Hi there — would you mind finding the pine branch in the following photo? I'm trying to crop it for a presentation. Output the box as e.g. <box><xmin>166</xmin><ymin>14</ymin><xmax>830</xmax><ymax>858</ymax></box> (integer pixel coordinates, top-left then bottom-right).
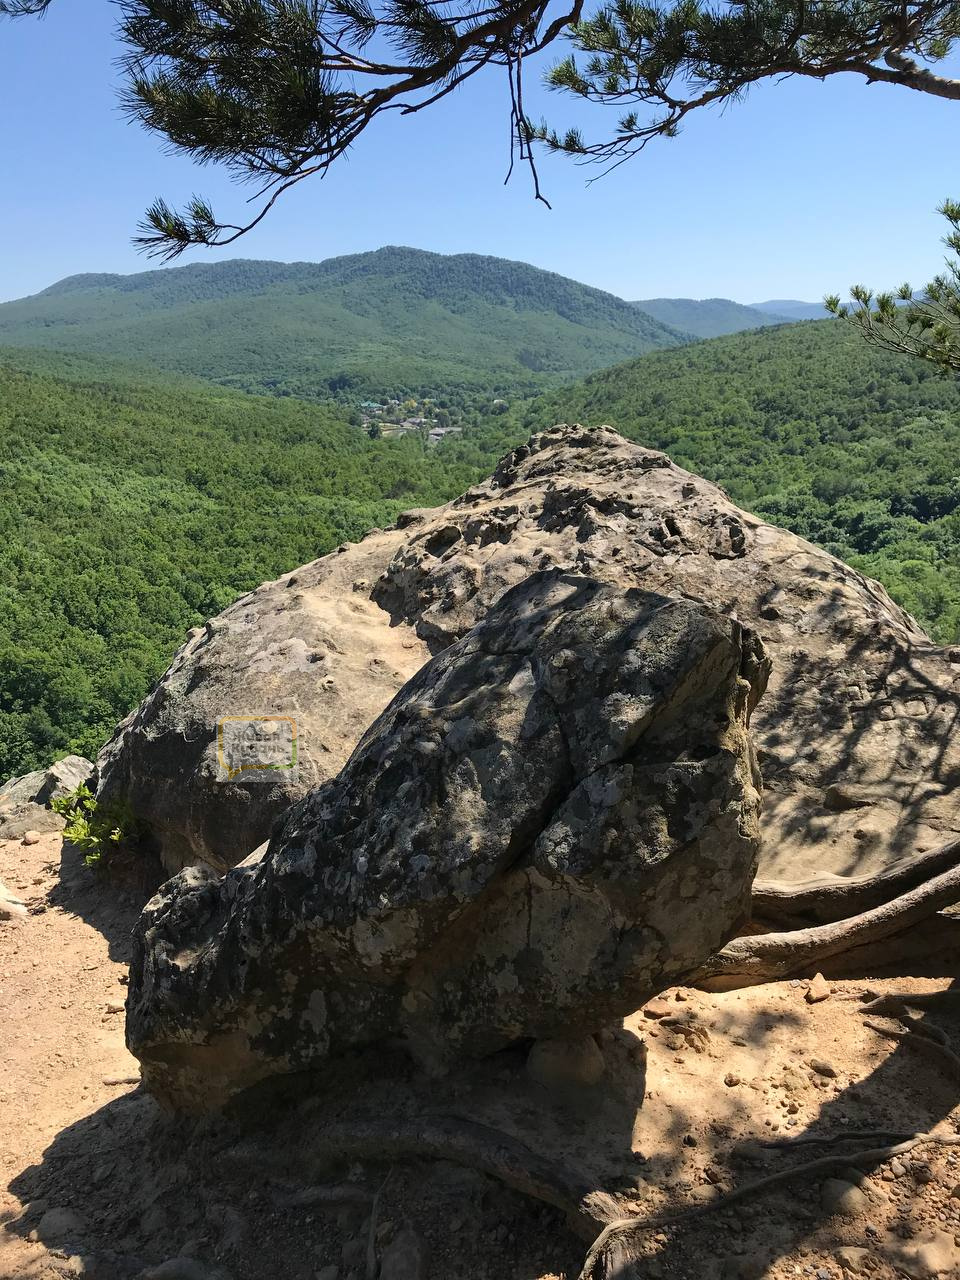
<box><xmin>828</xmin><ymin>199</ymin><xmax>960</xmax><ymax>375</ymax></box>
<box><xmin>0</xmin><ymin>0</ymin><xmax>55</xmax><ymax>12</ymax></box>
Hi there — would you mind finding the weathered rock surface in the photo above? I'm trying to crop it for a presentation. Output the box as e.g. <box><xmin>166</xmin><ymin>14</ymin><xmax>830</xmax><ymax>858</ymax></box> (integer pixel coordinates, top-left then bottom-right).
<box><xmin>127</xmin><ymin>571</ymin><xmax>766</xmax><ymax>1108</ymax></box>
<box><xmin>0</xmin><ymin>755</ymin><xmax>94</xmax><ymax>841</ymax></box>
<box><xmin>96</xmin><ymin>538</ymin><xmax>432</xmax><ymax>875</ymax></box>
<box><xmin>99</xmin><ymin>425</ymin><xmax>960</xmax><ymax>882</ymax></box>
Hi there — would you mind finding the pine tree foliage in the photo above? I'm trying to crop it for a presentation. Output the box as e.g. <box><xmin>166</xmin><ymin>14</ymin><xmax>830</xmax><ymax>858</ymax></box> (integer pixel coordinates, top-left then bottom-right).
<box><xmin>3</xmin><ymin>0</ymin><xmax>959</xmax><ymax>255</ymax></box>
<box><xmin>827</xmin><ymin>200</ymin><xmax>960</xmax><ymax>375</ymax></box>
<box><xmin>534</xmin><ymin>0</ymin><xmax>960</xmax><ymax>168</ymax></box>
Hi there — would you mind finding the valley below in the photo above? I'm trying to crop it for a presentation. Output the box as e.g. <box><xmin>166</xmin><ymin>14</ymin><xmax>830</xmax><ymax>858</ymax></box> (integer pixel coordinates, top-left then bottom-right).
<box><xmin>1</xmin><ymin>265</ymin><xmax>959</xmax><ymax>783</ymax></box>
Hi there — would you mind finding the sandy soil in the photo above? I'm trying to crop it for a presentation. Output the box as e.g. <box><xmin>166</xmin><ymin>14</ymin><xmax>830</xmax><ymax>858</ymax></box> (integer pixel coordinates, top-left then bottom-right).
<box><xmin>3</xmin><ymin>832</ymin><xmax>960</xmax><ymax>1280</ymax></box>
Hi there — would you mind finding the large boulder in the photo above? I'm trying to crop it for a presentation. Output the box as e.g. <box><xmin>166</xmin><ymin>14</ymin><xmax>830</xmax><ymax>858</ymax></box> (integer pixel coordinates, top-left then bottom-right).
<box><xmin>0</xmin><ymin>755</ymin><xmax>95</xmax><ymax>841</ymax></box>
<box><xmin>127</xmin><ymin>572</ymin><xmax>767</xmax><ymax>1109</ymax></box>
<box><xmin>99</xmin><ymin>425</ymin><xmax>960</xmax><ymax>883</ymax></box>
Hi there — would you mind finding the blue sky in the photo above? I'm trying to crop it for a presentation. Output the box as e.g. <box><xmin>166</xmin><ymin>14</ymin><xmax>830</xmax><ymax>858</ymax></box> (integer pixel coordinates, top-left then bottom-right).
<box><xmin>0</xmin><ymin>4</ymin><xmax>957</xmax><ymax>304</ymax></box>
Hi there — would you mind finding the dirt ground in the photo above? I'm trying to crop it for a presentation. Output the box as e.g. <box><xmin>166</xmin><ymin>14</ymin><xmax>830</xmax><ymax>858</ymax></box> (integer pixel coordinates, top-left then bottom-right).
<box><xmin>3</xmin><ymin>831</ymin><xmax>960</xmax><ymax>1280</ymax></box>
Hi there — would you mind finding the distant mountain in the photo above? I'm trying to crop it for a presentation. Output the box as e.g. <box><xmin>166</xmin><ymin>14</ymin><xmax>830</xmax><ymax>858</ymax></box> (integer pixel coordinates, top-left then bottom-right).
<box><xmin>0</xmin><ymin>247</ymin><xmax>689</xmax><ymax>399</ymax></box>
<box><xmin>632</xmin><ymin>297</ymin><xmax>793</xmax><ymax>339</ymax></box>
<box><xmin>749</xmin><ymin>299</ymin><xmax>829</xmax><ymax>321</ymax></box>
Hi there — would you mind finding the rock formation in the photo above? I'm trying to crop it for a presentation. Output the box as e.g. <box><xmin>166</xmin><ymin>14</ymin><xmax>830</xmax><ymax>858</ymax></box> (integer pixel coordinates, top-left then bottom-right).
<box><xmin>98</xmin><ymin>425</ymin><xmax>960</xmax><ymax>885</ymax></box>
<box><xmin>0</xmin><ymin>755</ymin><xmax>94</xmax><ymax>841</ymax></box>
<box><xmin>95</xmin><ymin>531</ymin><xmax>432</xmax><ymax>874</ymax></box>
<box><xmin>127</xmin><ymin>571</ymin><xmax>767</xmax><ymax>1109</ymax></box>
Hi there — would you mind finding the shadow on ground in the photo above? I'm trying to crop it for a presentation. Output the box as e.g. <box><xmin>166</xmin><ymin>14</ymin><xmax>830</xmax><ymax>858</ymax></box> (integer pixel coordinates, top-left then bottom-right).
<box><xmin>45</xmin><ymin>839</ymin><xmax>158</xmax><ymax>964</ymax></box>
<box><xmin>8</xmin><ymin>975</ymin><xmax>960</xmax><ymax>1280</ymax></box>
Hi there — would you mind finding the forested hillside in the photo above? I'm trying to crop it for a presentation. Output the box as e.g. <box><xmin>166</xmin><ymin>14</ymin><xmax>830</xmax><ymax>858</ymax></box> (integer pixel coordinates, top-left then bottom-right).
<box><xmin>447</xmin><ymin>321</ymin><xmax>960</xmax><ymax>643</ymax></box>
<box><xmin>633</xmin><ymin>297</ymin><xmax>792</xmax><ymax>338</ymax></box>
<box><xmin>0</xmin><ymin>249</ymin><xmax>687</xmax><ymax>401</ymax></box>
<box><xmin>0</xmin><ymin>349</ymin><xmax>485</xmax><ymax>778</ymax></box>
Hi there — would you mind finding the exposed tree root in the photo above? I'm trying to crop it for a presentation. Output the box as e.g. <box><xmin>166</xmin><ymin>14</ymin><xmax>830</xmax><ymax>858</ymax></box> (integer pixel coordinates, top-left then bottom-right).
<box><xmin>290</xmin><ymin>1109</ymin><xmax>960</xmax><ymax>1280</ymax></box>
<box><xmin>685</xmin><ymin>860</ymin><xmax>960</xmax><ymax>991</ymax></box>
<box><xmin>577</xmin><ymin>1132</ymin><xmax>960</xmax><ymax>1280</ymax></box>
<box><xmin>899</xmin><ymin>1012</ymin><xmax>951</xmax><ymax>1045</ymax></box>
<box><xmin>863</xmin><ymin>1019</ymin><xmax>960</xmax><ymax>1082</ymax></box>
<box><xmin>366</xmin><ymin>1171</ymin><xmax>391</xmax><ymax>1280</ymax></box>
<box><xmin>269</xmin><ymin>1183</ymin><xmax>375</xmax><ymax>1209</ymax></box>
<box><xmin>811</xmin><ymin>915</ymin><xmax>960</xmax><ymax>979</ymax></box>
<box><xmin>753</xmin><ymin>838</ymin><xmax>960</xmax><ymax>926</ymax></box>
<box><xmin>862</xmin><ymin>990</ymin><xmax>960</xmax><ymax>1016</ymax></box>
<box><xmin>759</xmin><ymin>1129</ymin><xmax>913</xmax><ymax>1148</ymax></box>
<box><xmin>308</xmin><ymin>1113</ymin><xmax>621</xmax><ymax>1242</ymax></box>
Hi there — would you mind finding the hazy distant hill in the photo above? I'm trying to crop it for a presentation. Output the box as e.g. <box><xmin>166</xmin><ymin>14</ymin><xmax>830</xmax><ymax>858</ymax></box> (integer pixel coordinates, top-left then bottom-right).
<box><xmin>632</xmin><ymin>296</ymin><xmax>793</xmax><ymax>338</ymax></box>
<box><xmin>750</xmin><ymin>299</ymin><xmax>829</xmax><ymax>320</ymax></box>
<box><xmin>0</xmin><ymin>247</ymin><xmax>688</xmax><ymax>400</ymax></box>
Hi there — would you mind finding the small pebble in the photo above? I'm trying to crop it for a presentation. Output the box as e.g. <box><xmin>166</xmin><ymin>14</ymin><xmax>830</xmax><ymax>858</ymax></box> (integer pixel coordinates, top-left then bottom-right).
<box><xmin>810</xmin><ymin>1058</ymin><xmax>838</xmax><ymax>1078</ymax></box>
<box><xmin>805</xmin><ymin>973</ymin><xmax>832</xmax><ymax>1003</ymax></box>
<box><xmin>821</xmin><ymin>1179</ymin><xmax>869</xmax><ymax>1218</ymax></box>
<box><xmin>834</xmin><ymin>1246</ymin><xmax>871</xmax><ymax>1274</ymax></box>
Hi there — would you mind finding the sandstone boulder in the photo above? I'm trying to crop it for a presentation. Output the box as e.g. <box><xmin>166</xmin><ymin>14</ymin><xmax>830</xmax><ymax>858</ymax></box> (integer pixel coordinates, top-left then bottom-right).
<box><xmin>99</xmin><ymin>425</ymin><xmax>960</xmax><ymax>883</ymax></box>
<box><xmin>127</xmin><ymin>571</ymin><xmax>766</xmax><ymax>1109</ymax></box>
<box><xmin>0</xmin><ymin>755</ymin><xmax>94</xmax><ymax>841</ymax></box>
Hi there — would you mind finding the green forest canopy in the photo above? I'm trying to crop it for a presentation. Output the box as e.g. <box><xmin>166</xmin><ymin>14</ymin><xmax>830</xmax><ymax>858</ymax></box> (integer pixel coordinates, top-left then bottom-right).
<box><xmin>0</xmin><ymin>349</ymin><xmax>486</xmax><ymax>778</ymax></box>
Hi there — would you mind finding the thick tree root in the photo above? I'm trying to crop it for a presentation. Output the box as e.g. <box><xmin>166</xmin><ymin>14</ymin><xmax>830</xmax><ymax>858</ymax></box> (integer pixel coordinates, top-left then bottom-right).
<box><xmin>577</xmin><ymin>1132</ymin><xmax>960</xmax><ymax>1280</ymax></box>
<box><xmin>293</xmin><ymin>1113</ymin><xmax>960</xmax><ymax>1280</ymax></box>
<box><xmin>685</xmin><ymin>860</ymin><xmax>960</xmax><ymax>991</ymax></box>
<box><xmin>862</xmin><ymin>990</ymin><xmax>960</xmax><ymax>1016</ymax></box>
<box><xmin>308</xmin><ymin>1114</ymin><xmax>621</xmax><ymax>1242</ymax></box>
<box><xmin>899</xmin><ymin>1012</ymin><xmax>951</xmax><ymax>1046</ymax></box>
<box><xmin>811</xmin><ymin>915</ymin><xmax>960</xmax><ymax>979</ymax></box>
<box><xmin>366</xmin><ymin>1171</ymin><xmax>391</xmax><ymax>1280</ymax></box>
<box><xmin>753</xmin><ymin>838</ymin><xmax>960</xmax><ymax>926</ymax></box>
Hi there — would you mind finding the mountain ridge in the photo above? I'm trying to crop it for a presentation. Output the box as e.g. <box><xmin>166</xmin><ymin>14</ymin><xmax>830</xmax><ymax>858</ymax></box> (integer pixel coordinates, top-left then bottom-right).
<box><xmin>632</xmin><ymin>296</ymin><xmax>795</xmax><ymax>338</ymax></box>
<box><xmin>0</xmin><ymin>248</ymin><xmax>691</xmax><ymax>399</ymax></box>
<box><xmin>750</xmin><ymin>298</ymin><xmax>828</xmax><ymax>320</ymax></box>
